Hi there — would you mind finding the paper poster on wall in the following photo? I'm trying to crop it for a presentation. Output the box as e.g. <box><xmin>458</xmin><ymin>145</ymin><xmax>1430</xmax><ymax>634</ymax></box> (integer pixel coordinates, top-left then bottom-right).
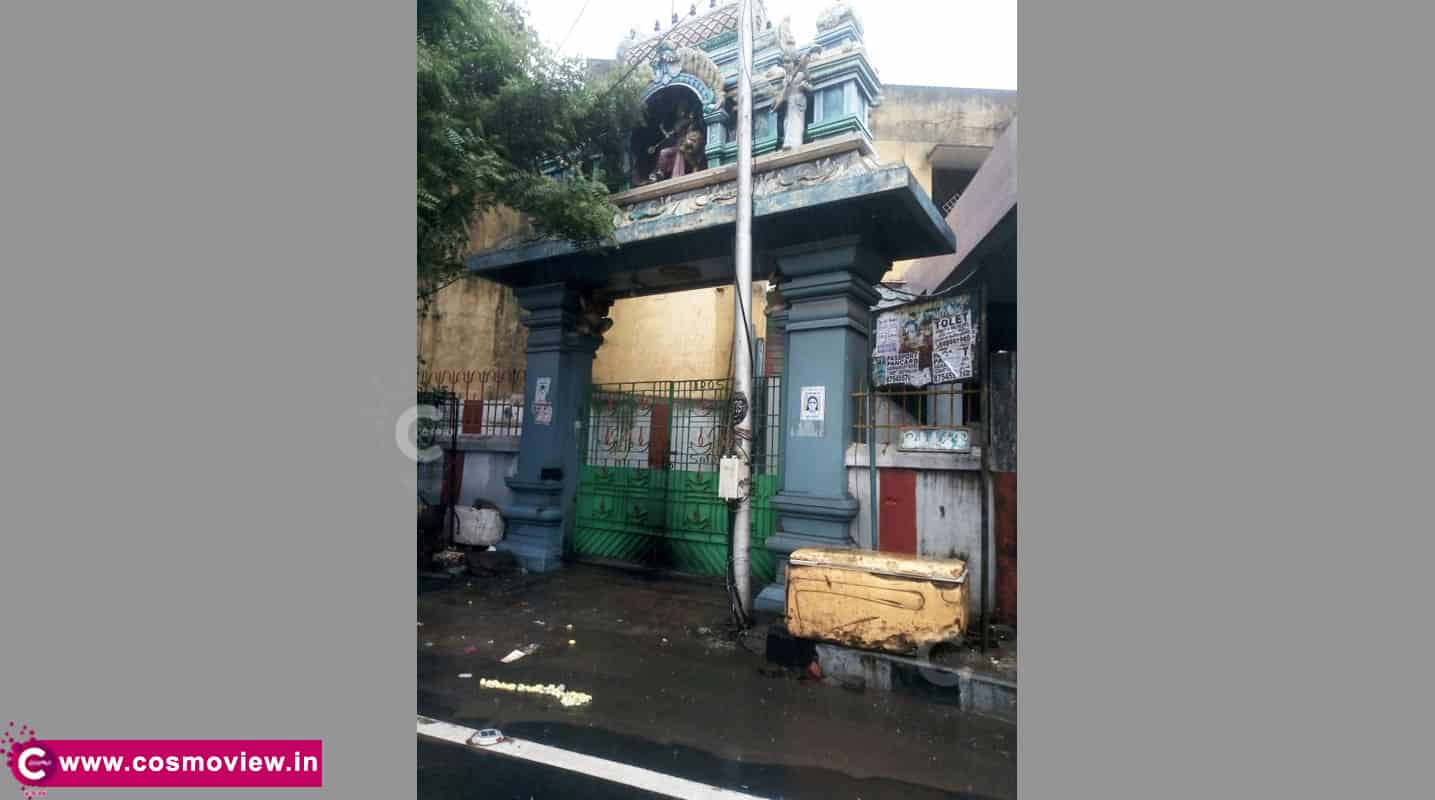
<box><xmin>533</xmin><ymin>377</ymin><xmax>552</xmax><ymax>405</ymax></box>
<box><xmin>795</xmin><ymin>385</ymin><xmax>826</xmax><ymax>437</ymax></box>
<box><xmin>873</xmin><ymin>315</ymin><xmax>901</xmax><ymax>356</ymax></box>
<box><xmin>533</xmin><ymin>403</ymin><xmax>553</xmax><ymax>426</ymax></box>
<box><xmin>871</xmin><ymin>293</ymin><xmax>977</xmax><ymax>387</ymax></box>
<box><xmin>799</xmin><ymin>386</ymin><xmax>825</xmax><ymax>421</ymax></box>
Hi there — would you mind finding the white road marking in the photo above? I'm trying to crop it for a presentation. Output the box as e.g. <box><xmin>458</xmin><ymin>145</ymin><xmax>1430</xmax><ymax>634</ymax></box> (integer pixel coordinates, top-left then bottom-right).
<box><xmin>417</xmin><ymin>716</ymin><xmax>767</xmax><ymax>800</ymax></box>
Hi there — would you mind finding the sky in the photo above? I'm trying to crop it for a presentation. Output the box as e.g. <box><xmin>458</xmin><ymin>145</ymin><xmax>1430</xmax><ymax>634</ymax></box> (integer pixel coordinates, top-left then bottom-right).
<box><xmin>521</xmin><ymin>0</ymin><xmax>1017</xmax><ymax>90</ymax></box>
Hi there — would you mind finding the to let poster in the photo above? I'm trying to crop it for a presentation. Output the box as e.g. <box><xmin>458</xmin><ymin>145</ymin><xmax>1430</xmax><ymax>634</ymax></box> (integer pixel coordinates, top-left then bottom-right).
<box><xmin>870</xmin><ymin>293</ymin><xmax>977</xmax><ymax>387</ymax></box>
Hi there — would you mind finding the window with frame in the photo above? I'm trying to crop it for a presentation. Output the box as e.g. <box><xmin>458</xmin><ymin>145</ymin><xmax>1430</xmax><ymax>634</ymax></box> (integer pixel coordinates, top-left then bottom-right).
<box><xmin>818</xmin><ymin>85</ymin><xmax>844</xmax><ymax>122</ymax></box>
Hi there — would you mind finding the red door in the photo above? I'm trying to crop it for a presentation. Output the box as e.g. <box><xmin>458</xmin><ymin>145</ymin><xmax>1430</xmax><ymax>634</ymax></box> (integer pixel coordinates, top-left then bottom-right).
<box><xmin>993</xmin><ymin>471</ymin><xmax>1017</xmax><ymax>625</ymax></box>
<box><xmin>878</xmin><ymin>469</ymin><xmax>918</xmax><ymax>555</ymax></box>
<box><xmin>647</xmin><ymin>403</ymin><xmax>671</xmax><ymax>469</ymax></box>
<box><xmin>461</xmin><ymin>397</ymin><xmax>484</xmax><ymax>435</ymax></box>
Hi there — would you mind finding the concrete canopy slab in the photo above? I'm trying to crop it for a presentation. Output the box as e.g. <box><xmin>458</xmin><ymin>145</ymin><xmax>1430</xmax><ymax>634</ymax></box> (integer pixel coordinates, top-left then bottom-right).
<box><xmin>904</xmin><ymin>118</ymin><xmax>1017</xmax><ymax>296</ymax></box>
<box><xmin>465</xmin><ymin>135</ymin><xmax>956</xmax><ymax>298</ymax></box>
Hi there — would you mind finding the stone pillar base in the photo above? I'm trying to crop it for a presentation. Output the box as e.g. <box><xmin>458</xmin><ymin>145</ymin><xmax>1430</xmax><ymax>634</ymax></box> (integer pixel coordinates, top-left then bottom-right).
<box><xmin>495</xmin><ymin>282</ymin><xmax>602</xmax><ymax>574</ymax></box>
<box><xmin>497</xmin><ymin>534</ymin><xmax>563</xmax><ymax>573</ymax></box>
<box><xmin>755</xmin><ymin>582</ymin><xmax>787</xmax><ymax>615</ymax></box>
<box><xmin>499</xmin><ymin>477</ymin><xmax>564</xmax><ymax>572</ymax></box>
<box><xmin>754</xmin><ymin>492</ymin><xmax>860</xmax><ymax>615</ymax></box>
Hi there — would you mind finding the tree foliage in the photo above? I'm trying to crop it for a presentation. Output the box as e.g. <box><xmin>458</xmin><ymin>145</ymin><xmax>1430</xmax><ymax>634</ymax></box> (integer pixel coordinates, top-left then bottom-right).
<box><xmin>417</xmin><ymin>0</ymin><xmax>647</xmax><ymax>306</ymax></box>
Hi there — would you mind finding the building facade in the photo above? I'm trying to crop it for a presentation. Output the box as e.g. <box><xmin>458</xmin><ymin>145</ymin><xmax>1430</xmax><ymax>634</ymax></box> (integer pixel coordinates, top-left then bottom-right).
<box><xmin>418</xmin><ymin>7</ymin><xmax>1016</xmax><ymax>386</ymax></box>
<box><xmin>420</xmin><ymin>0</ymin><xmax>1017</xmax><ymax>628</ymax></box>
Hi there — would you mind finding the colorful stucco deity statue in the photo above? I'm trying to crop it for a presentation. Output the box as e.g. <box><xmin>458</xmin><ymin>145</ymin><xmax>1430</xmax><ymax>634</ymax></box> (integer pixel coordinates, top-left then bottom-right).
<box><xmin>775</xmin><ymin>17</ymin><xmax>817</xmax><ymax>150</ymax></box>
<box><xmin>647</xmin><ymin>100</ymin><xmax>703</xmax><ymax>182</ymax></box>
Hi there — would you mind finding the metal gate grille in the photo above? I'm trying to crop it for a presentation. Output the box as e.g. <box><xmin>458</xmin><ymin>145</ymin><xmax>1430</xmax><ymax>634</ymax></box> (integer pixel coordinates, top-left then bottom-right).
<box><xmin>573</xmin><ymin>377</ymin><xmax>781</xmax><ymax>583</ymax></box>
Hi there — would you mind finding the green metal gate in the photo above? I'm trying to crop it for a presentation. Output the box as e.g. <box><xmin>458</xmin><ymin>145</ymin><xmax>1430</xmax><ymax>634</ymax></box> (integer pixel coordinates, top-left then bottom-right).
<box><xmin>572</xmin><ymin>377</ymin><xmax>781</xmax><ymax>584</ymax></box>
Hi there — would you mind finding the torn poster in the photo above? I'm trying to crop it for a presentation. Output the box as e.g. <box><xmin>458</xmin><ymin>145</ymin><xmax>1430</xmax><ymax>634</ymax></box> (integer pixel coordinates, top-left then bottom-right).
<box><xmin>870</xmin><ymin>293</ymin><xmax>977</xmax><ymax>387</ymax></box>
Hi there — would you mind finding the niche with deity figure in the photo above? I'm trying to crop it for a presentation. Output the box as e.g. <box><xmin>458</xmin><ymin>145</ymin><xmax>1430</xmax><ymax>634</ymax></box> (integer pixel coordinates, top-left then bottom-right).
<box><xmin>629</xmin><ymin>85</ymin><xmax>707</xmax><ymax>187</ymax></box>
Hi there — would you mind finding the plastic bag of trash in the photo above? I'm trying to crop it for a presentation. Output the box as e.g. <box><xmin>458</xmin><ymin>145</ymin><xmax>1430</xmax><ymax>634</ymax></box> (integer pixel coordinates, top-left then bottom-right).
<box><xmin>453</xmin><ymin>506</ymin><xmax>504</xmax><ymax>547</ymax></box>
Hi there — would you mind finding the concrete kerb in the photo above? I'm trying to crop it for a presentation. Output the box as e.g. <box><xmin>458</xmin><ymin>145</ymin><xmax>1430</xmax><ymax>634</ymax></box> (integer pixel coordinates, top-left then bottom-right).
<box><xmin>766</xmin><ymin>629</ymin><xmax>1016</xmax><ymax>723</ymax></box>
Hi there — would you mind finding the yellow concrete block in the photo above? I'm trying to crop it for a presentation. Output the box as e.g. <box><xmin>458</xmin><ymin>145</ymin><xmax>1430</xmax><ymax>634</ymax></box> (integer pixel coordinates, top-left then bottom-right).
<box><xmin>785</xmin><ymin>547</ymin><xmax>968</xmax><ymax>655</ymax></box>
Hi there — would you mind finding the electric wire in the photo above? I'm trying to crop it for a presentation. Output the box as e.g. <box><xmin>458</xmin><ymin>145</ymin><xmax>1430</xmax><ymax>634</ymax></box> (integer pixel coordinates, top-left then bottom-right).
<box><xmin>554</xmin><ymin>0</ymin><xmax>596</xmax><ymax>55</ymax></box>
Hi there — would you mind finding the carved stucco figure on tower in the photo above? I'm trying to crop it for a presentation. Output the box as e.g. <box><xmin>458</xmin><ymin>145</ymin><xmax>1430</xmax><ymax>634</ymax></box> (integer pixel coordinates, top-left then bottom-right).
<box><xmin>647</xmin><ymin>99</ymin><xmax>703</xmax><ymax>182</ymax></box>
<box><xmin>816</xmin><ymin>0</ymin><xmax>862</xmax><ymax>34</ymax></box>
<box><xmin>774</xmin><ymin>17</ymin><xmax>818</xmax><ymax>151</ymax></box>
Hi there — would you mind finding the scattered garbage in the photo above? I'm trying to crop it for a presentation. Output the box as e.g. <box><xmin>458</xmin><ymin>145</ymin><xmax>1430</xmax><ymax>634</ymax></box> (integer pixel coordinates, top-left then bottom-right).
<box><xmin>417</xmin><ymin>622</ymin><xmax>424</xmax><ymax>627</ymax></box>
<box><xmin>433</xmin><ymin>549</ymin><xmax>466</xmax><ymax>566</ymax></box>
<box><xmin>457</xmin><ymin>673</ymin><xmax>472</xmax><ymax>679</ymax></box>
<box><xmin>534</xmin><ymin>620</ymin><xmax>546</xmax><ymax>626</ymax></box>
<box><xmin>423</xmin><ymin>642</ymin><xmax>434</xmax><ymax>647</ymax></box>
<box><xmin>463</xmin><ymin>645</ymin><xmax>478</xmax><ymax>655</ymax></box>
<box><xmin>565</xmin><ymin>624</ymin><xmax>573</xmax><ymax>631</ymax></box>
<box><xmin>500</xmin><ymin>644</ymin><xmax>540</xmax><ymax>663</ymax></box>
<box><xmin>568</xmin><ymin>639</ymin><xmax>577</xmax><ymax>646</ymax></box>
<box><xmin>478</xmin><ymin>678</ymin><xmax>592</xmax><ymax>708</ymax></box>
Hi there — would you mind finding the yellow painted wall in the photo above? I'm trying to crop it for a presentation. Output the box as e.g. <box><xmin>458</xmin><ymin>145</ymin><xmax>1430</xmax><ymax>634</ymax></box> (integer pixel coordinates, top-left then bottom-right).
<box><xmin>869</xmin><ymin>86</ymin><xmax>1015</xmax><ymax>150</ymax></box>
<box><xmin>418</xmin><ymin>207</ymin><xmax>529</xmax><ymax>382</ymax></box>
<box><xmin>418</xmin><ymin>272</ymin><xmax>770</xmax><ymax>386</ymax></box>
<box><xmin>418</xmin><ymin>277</ymin><xmax>527</xmax><ymax>379</ymax></box>
<box><xmin>592</xmin><ymin>282</ymin><xmax>768</xmax><ymax>384</ymax></box>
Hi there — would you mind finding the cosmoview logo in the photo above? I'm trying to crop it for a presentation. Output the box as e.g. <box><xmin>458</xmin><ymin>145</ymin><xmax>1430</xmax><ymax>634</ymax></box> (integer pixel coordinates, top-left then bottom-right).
<box><xmin>4</xmin><ymin>724</ymin><xmax>51</xmax><ymax>798</ymax></box>
<box><xmin>15</xmin><ymin>745</ymin><xmax>52</xmax><ymax>784</ymax></box>
<box><xmin>396</xmin><ymin>404</ymin><xmax>444</xmax><ymax>464</ymax></box>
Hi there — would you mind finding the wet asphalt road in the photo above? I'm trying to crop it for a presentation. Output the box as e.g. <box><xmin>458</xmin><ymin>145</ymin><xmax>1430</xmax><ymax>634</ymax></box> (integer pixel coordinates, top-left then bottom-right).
<box><xmin>418</xmin><ymin>564</ymin><xmax>1015</xmax><ymax>799</ymax></box>
<box><xmin>418</xmin><ymin>723</ymin><xmax>1006</xmax><ymax>800</ymax></box>
<box><xmin>419</xmin><ymin>737</ymin><xmax>668</xmax><ymax>800</ymax></box>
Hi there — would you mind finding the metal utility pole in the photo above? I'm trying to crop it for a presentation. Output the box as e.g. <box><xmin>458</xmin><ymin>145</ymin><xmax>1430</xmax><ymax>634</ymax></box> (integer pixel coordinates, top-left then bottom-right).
<box><xmin>730</xmin><ymin>0</ymin><xmax>755</xmax><ymax>618</ymax></box>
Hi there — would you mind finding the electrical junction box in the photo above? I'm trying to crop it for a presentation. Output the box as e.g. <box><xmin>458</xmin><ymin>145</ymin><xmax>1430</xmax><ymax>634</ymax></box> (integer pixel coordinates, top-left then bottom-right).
<box><xmin>717</xmin><ymin>456</ymin><xmax>742</xmax><ymax>500</ymax></box>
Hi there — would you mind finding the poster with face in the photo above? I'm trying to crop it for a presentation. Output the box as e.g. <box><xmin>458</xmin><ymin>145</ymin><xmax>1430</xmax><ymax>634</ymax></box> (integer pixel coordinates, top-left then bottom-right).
<box><xmin>871</xmin><ymin>294</ymin><xmax>977</xmax><ymax>387</ymax></box>
<box><xmin>799</xmin><ymin>386</ymin><xmax>825</xmax><ymax>421</ymax></box>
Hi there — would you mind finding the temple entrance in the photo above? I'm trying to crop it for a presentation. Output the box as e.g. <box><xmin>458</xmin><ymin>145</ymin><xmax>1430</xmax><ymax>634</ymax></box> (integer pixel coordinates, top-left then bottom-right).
<box><xmin>572</xmin><ymin>376</ymin><xmax>781</xmax><ymax>584</ymax></box>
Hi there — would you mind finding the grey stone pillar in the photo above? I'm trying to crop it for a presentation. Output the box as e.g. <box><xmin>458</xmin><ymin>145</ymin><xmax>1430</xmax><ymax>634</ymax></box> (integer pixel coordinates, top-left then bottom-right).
<box><xmin>500</xmin><ymin>283</ymin><xmax>601</xmax><ymax>572</ymax></box>
<box><xmin>755</xmin><ymin>237</ymin><xmax>886</xmax><ymax>614</ymax></box>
